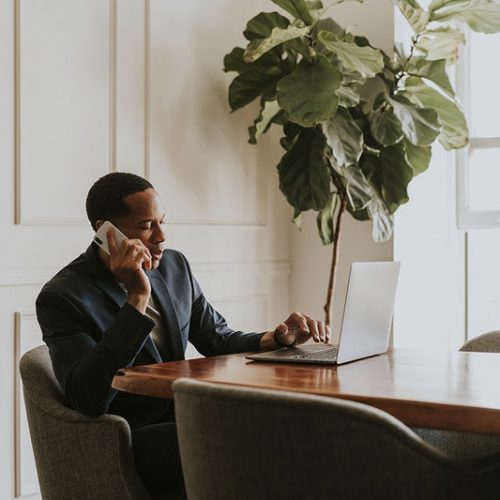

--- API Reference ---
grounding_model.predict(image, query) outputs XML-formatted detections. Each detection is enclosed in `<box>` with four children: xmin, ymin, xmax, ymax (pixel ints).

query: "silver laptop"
<box><xmin>246</xmin><ymin>261</ymin><xmax>400</xmax><ymax>365</ymax></box>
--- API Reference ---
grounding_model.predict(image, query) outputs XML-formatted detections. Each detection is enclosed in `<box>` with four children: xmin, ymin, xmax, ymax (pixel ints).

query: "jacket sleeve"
<box><xmin>36</xmin><ymin>289</ymin><xmax>155</xmax><ymax>417</ymax></box>
<box><xmin>179</xmin><ymin>254</ymin><xmax>265</xmax><ymax>356</ymax></box>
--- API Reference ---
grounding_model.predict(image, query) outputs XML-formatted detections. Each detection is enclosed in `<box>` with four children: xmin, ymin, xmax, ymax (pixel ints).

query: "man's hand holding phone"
<box><xmin>100</xmin><ymin>222</ymin><xmax>152</xmax><ymax>314</ymax></box>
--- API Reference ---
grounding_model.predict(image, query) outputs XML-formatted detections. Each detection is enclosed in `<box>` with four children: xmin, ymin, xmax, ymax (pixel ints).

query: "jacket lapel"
<box><xmin>143</xmin><ymin>336</ymin><xmax>162</xmax><ymax>363</ymax></box>
<box><xmin>149</xmin><ymin>269</ymin><xmax>185</xmax><ymax>361</ymax></box>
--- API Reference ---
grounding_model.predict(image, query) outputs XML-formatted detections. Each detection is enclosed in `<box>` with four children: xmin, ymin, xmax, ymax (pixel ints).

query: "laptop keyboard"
<box><xmin>293</xmin><ymin>346</ymin><xmax>338</xmax><ymax>360</ymax></box>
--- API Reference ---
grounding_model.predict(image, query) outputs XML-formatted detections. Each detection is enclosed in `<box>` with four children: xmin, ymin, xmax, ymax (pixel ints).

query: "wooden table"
<box><xmin>112</xmin><ymin>349</ymin><xmax>500</xmax><ymax>435</ymax></box>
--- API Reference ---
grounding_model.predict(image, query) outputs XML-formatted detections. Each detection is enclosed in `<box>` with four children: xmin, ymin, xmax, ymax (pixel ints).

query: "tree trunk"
<box><xmin>323</xmin><ymin>197</ymin><xmax>346</xmax><ymax>327</ymax></box>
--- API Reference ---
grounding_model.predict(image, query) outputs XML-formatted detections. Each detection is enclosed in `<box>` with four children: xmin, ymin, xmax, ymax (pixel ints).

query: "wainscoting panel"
<box><xmin>14</xmin><ymin>312</ymin><xmax>43</xmax><ymax>498</ymax></box>
<box><xmin>16</xmin><ymin>0</ymin><xmax>113</xmax><ymax>225</ymax></box>
<box><xmin>0</xmin><ymin>2</ymin><xmax>291</xmax><ymax>499</ymax></box>
<box><xmin>148</xmin><ymin>0</ymin><xmax>271</xmax><ymax>226</ymax></box>
<box><xmin>115</xmin><ymin>0</ymin><xmax>147</xmax><ymax>176</ymax></box>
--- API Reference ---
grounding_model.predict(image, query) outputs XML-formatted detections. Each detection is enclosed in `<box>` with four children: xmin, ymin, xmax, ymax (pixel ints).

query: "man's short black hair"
<box><xmin>86</xmin><ymin>172</ymin><xmax>154</xmax><ymax>230</ymax></box>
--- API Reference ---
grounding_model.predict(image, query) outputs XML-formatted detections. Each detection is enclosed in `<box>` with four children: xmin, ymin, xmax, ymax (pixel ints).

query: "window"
<box><xmin>457</xmin><ymin>29</ymin><xmax>500</xmax><ymax>228</ymax></box>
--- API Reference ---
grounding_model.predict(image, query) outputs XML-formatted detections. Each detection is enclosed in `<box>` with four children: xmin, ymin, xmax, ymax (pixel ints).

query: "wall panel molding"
<box><xmin>211</xmin><ymin>294</ymin><xmax>269</xmax><ymax>333</ymax></box>
<box><xmin>146</xmin><ymin>0</ymin><xmax>269</xmax><ymax>227</ymax></box>
<box><xmin>0</xmin><ymin>261</ymin><xmax>291</xmax><ymax>287</ymax></box>
<box><xmin>0</xmin><ymin>268</ymin><xmax>57</xmax><ymax>287</ymax></box>
<box><xmin>191</xmin><ymin>261</ymin><xmax>291</xmax><ymax>276</ymax></box>
<box><xmin>14</xmin><ymin>0</ymin><xmax>116</xmax><ymax>226</ymax></box>
<box><xmin>144</xmin><ymin>0</ymin><xmax>150</xmax><ymax>180</ymax></box>
<box><xmin>14</xmin><ymin>312</ymin><xmax>41</xmax><ymax>498</ymax></box>
<box><xmin>109</xmin><ymin>0</ymin><xmax>117</xmax><ymax>172</ymax></box>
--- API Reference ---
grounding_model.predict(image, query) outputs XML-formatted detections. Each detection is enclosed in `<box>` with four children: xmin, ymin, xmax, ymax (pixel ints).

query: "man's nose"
<box><xmin>152</xmin><ymin>224</ymin><xmax>166</xmax><ymax>244</ymax></box>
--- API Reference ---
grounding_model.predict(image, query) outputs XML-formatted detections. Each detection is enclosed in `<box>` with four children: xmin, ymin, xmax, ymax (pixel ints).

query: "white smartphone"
<box><xmin>93</xmin><ymin>221</ymin><xmax>128</xmax><ymax>255</ymax></box>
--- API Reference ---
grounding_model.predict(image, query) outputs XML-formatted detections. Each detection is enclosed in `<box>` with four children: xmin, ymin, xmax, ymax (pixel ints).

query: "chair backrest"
<box><xmin>20</xmin><ymin>345</ymin><xmax>150</xmax><ymax>500</ymax></box>
<box><xmin>173</xmin><ymin>378</ymin><xmax>500</xmax><ymax>500</ymax></box>
<box><xmin>460</xmin><ymin>331</ymin><xmax>500</xmax><ymax>352</ymax></box>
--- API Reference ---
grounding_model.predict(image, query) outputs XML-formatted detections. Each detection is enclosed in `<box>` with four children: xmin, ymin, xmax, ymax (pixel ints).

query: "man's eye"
<box><xmin>139</xmin><ymin>225</ymin><xmax>151</xmax><ymax>230</ymax></box>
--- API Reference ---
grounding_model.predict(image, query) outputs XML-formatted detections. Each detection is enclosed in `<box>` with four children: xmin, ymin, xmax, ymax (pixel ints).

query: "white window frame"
<box><xmin>457</xmin><ymin>27</ymin><xmax>500</xmax><ymax>229</ymax></box>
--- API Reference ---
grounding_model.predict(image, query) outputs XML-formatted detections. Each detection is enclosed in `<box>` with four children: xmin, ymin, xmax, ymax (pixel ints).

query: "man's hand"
<box><xmin>106</xmin><ymin>227</ymin><xmax>152</xmax><ymax>313</ymax></box>
<box><xmin>260</xmin><ymin>312</ymin><xmax>331</xmax><ymax>350</ymax></box>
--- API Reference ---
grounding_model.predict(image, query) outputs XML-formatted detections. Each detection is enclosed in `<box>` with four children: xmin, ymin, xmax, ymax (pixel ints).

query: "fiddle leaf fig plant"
<box><xmin>223</xmin><ymin>0</ymin><xmax>500</xmax><ymax>325</ymax></box>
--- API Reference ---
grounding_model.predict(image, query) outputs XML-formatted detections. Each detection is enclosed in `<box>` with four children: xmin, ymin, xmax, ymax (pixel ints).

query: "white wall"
<box><xmin>392</xmin><ymin>8</ymin><xmax>467</xmax><ymax>350</ymax></box>
<box><xmin>0</xmin><ymin>2</ymin><xmax>432</xmax><ymax>498</ymax></box>
<box><xmin>0</xmin><ymin>1</ymin><xmax>290</xmax><ymax>497</ymax></box>
<box><xmin>393</xmin><ymin>147</ymin><xmax>466</xmax><ymax>350</ymax></box>
<box><xmin>290</xmin><ymin>0</ymin><xmax>394</xmax><ymax>340</ymax></box>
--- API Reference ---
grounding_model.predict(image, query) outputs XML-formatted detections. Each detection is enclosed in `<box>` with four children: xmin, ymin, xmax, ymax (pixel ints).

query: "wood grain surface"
<box><xmin>112</xmin><ymin>349</ymin><xmax>500</xmax><ymax>434</ymax></box>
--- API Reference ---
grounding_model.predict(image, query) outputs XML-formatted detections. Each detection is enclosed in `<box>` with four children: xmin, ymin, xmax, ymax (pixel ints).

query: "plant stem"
<box><xmin>394</xmin><ymin>33</ymin><xmax>422</xmax><ymax>92</ymax></box>
<box><xmin>323</xmin><ymin>195</ymin><xmax>346</xmax><ymax>327</ymax></box>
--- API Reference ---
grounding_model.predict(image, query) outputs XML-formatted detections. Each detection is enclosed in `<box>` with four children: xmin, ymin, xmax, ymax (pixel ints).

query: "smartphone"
<box><xmin>93</xmin><ymin>221</ymin><xmax>128</xmax><ymax>255</ymax></box>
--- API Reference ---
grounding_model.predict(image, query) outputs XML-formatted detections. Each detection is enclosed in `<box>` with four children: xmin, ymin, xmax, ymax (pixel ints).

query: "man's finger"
<box><xmin>124</xmin><ymin>239</ymin><xmax>152</xmax><ymax>261</ymax></box>
<box><xmin>317</xmin><ymin>321</ymin><xmax>327</xmax><ymax>343</ymax></box>
<box><xmin>289</xmin><ymin>312</ymin><xmax>309</xmax><ymax>333</ymax></box>
<box><xmin>306</xmin><ymin>317</ymin><xmax>320</xmax><ymax>342</ymax></box>
<box><xmin>135</xmin><ymin>247</ymin><xmax>153</xmax><ymax>271</ymax></box>
<box><xmin>106</xmin><ymin>227</ymin><xmax>118</xmax><ymax>255</ymax></box>
<box><xmin>276</xmin><ymin>323</ymin><xmax>287</xmax><ymax>335</ymax></box>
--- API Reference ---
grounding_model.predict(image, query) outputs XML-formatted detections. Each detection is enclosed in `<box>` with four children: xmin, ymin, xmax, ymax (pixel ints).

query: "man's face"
<box><xmin>112</xmin><ymin>188</ymin><xmax>166</xmax><ymax>270</ymax></box>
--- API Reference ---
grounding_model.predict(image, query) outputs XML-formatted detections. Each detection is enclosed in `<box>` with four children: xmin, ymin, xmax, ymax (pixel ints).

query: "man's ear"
<box><xmin>95</xmin><ymin>220</ymin><xmax>104</xmax><ymax>231</ymax></box>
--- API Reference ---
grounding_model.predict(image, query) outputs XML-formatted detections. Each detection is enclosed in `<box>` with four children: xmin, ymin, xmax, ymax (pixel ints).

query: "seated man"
<box><xmin>36</xmin><ymin>172</ymin><xmax>330</xmax><ymax>496</ymax></box>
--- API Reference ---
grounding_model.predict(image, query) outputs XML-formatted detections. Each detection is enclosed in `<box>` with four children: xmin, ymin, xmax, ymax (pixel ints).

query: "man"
<box><xmin>36</xmin><ymin>172</ymin><xmax>330</xmax><ymax>496</ymax></box>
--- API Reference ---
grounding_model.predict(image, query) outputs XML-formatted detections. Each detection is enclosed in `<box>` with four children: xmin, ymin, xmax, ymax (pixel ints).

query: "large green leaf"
<box><xmin>223</xmin><ymin>47</ymin><xmax>247</xmax><ymax>73</ymax></box>
<box><xmin>229</xmin><ymin>69</ymin><xmax>281</xmax><ymax>110</ymax></box>
<box><xmin>322</xmin><ymin>107</ymin><xmax>364</xmax><ymax>166</ymax></box>
<box><xmin>361</xmin><ymin>145</ymin><xmax>413</xmax><ymax>214</ymax></box>
<box><xmin>248</xmin><ymin>100</ymin><xmax>281</xmax><ymax>144</ymax></box>
<box><xmin>395</xmin><ymin>0</ymin><xmax>430</xmax><ymax>33</ymax></box>
<box><xmin>292</xmin><ymin>207</ymin><xmax>303</xmax><ymax>229</ymax></box>
<box><xmin>369</xmin><ymin>100</ymin><xmax>404</xmax><ymax>146</ymax></box>
<box><xmin>226</xmin><ymin>48</ymin><xmax>287</xmax><ymax>110</ymax></box>
<box><xmin>284</xmin><ymin>37</ymin><xmax>313</xmax><ymax>58</ymax></box>
<box><xmin>390</xmin><ymin>95</ymin><xmax>440</xmax><ymax>146</ymax></box>
<box><xmin>415</xmin><ymin>27</ymin><xmax>465</xmax><ymax>63</ymax></box>
<box><xmin>404</xmin><ymin>76</ymin><xmax>469</xmax><ymax>149</ymax></box>
<box><xmin>407</xmin><ymin>58</ymin><xmax>454</xmax><ymax>96</ymax></box>
<box><xmin>359</xmin><ymin>154</ymin><xmax>394</xmax><ymax>241</ymax></box>
<box><xmin>318</xmin><ymin>31</ymin><xmax>384</xmax><ymax>78</ymax></box>
<box><xmin>336</xmin><ymin>85</ymin><xmax>360</xmax><ymax>107</ymax></box>
<box><xmin>430</xmin><ymin>0</ymin><xmax>500</xmax><ymax>34</ymax></box>
<box><xmin>244</xmin><ymin>25</ymin><xmax>311</xmax><ymax>63</ymax></box>
<box><xmin>428</xmin><ymin>0</ymin><xmax>449</xmax><ymax>8</ymax></box>
<box><xmin>277</xmin><ymin>128</ymin><xmax>331</xmax><ymax>211</ymax></box>
<box><xmin>306</xmin><ymin>0</ymin><xmax>324</xmax><ymax>10</ymax></box>
<box><xmin>311</xmin><ymin>17</ymin><xmax>345</xmax><ymax>54</ymax></box>
<box><xmin>403</xmin><ymin>139</ymin><xmax>431</xmax><ymax>175</ymax></box>
<box><xmin>332</xmin><ymin>163</ymin><xmax>373</xmax><ymax>210</ymax></box>
<box><xmin>271</xmin><ymin>0</ymin><xmax>315</xmax><ymax>24</ymax></box>
<box><xmin>378</xmin><ymin>144</ymin><xmax>414</xmax><ymax>213</ymax></box>
<box><xmin>313</xmin><ymin>17</ymin><xmax>345</xmax><ymax>38</ymax></box>
<box><xmin>280</xmin><ymin>121</ymin><xmax>303</xmax><ymax>151</ymax></box>
<box><xmin>305</xmin><ymin>0</ymin><xmax>324</xmax><ymax>21</ymax></box>
<box><xmin>317</xmin><ymin>193</ymin><xmax>338</xmax><ymax>244</ymax></box>
<box><xmin>277</xmin><ymin>55</ymin><xmax>342</xmax><ymax>126</ymax></box>
<box><xmin>243</xmin><ymin>11</ymin><xmax>290</xmax><ymax>41</ymax></box>
<box><xmin>367</xmin><ymin>195</ymin><xmax>394</xmax><ymax>241</ymax></box>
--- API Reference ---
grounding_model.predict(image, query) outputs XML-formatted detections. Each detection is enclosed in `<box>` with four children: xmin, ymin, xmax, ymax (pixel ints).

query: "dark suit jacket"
<box><xmin>36</xmin><ymin>244</ymin><xmax>264</xmax><ymax>427</ymax></box>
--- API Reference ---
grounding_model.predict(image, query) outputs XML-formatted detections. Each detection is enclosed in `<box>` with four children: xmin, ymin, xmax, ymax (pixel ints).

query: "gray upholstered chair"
<box><xmin>19</xmin><ymin>345</ymin><xmax>151</xmax><ymax>500</ymax></box>
<box><xmin>414</xmin><ymin>331</ymin><xmax>500</xmax><ymax>459</ymax></box>
<box><xmin>460</xmin><ymin>330</ymin><xmax>500</xmax><ymax>353</ymax></box>
<box><xmin>173</xmin><ymin>378</ymin><xmax>500</xmax><ymax>500</ymax></box>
